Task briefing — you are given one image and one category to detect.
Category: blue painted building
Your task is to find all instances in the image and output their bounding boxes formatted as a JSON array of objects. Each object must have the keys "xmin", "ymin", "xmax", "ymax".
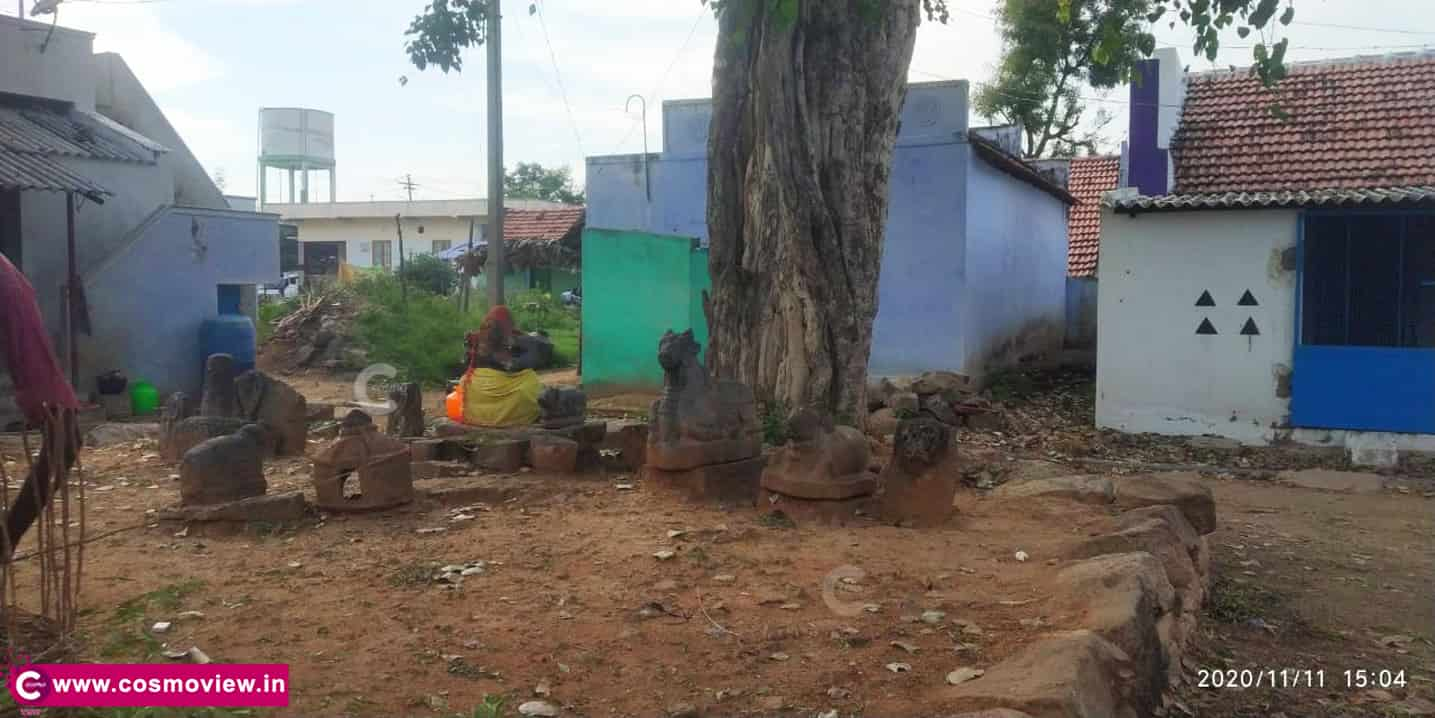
[{"xmin": 584, "ymin": 80, "xmax": 1074, "ymax": 384}]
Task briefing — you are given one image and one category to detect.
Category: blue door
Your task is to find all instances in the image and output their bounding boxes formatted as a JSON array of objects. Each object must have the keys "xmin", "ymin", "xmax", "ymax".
[{"xmin": 1292, "ymin": 212, "xmax": 1435, "ymax": 434}]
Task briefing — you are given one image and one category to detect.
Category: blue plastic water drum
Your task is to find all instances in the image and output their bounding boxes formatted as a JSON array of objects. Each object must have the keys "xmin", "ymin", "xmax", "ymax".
[{"xmin": 201, "ymin": 314, "xmax": 257, "ymax": 375}]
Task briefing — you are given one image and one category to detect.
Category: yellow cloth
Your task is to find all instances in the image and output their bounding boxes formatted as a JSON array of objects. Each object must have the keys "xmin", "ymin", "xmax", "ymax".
[
  {"xmin": 462, "ymin": 368, "xmax": 542, "ymax": 428},
  {"xmin": 337, "ymin": 262, "xmax": 360, "ymax": 284}
]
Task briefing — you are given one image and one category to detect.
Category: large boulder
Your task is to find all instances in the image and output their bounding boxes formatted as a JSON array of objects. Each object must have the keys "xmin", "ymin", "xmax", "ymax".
[
  {"xmin": 1068, "ymin": 505, "xmax": 1205, "ymax": 612},
  {"xmin": 944, "ymin": 630, "xmax": 1136, "ymax": 718},
  {"xmin": 911, "ymin": 370, "xmax": 971, "ymax": 395},
  {"xmin": 1112, "ymin": 473, "xmax": 1216, "ymax": 534}
]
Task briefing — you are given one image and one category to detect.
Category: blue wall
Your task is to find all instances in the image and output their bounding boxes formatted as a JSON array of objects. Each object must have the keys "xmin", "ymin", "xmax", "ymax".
[
  {"xmin": 1065, "ymin": 277, "xmax": 1099, "ymax": 348},
  {"xmin": 586, "ymin": 81, "xmax": 981, "ymax": 377},
  {"xmin": 81, "ymin": 206, "xmax": 279, "ymax": 398},
  {"xmin": 962, "ymin": 156, "xmax": 1070, "ymax": 371}
]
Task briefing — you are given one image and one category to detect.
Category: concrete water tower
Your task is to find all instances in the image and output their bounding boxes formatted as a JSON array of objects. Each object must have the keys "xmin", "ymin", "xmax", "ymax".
[{"xmin": 257, "ymin": 107, "xmax": 335, "ymax": 207}]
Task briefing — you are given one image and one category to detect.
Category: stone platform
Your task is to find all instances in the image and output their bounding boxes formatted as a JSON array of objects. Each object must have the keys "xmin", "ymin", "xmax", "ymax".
[{"xmin": 646, "ymin": 455, "xmax": 765, "ymax": 507}]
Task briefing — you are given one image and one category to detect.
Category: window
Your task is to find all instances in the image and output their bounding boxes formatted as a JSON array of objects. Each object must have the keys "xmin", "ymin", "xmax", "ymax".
[
  {"xmin": 372, "ymin": 240, "xmax": 393, "ymax": 269},
  {"xmin": 431, "ymin": 239, "xmax": 452, "ymax": 254},
  {"xmin": 1302, "ymin": 213, "xmax": 1435, "ymax": 349}
]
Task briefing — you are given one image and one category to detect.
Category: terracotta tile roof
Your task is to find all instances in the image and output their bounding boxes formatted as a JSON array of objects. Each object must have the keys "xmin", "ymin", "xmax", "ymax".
[
  {"xmin": 1066, "ymin": 155, "xmax": 1120, "ymax": 278},
  {"xmin": 1172, "ymin": 53, "xmax": 1435, "ymax": 194},
  {"xmin": 1109, "ymin": 185, "xmax": 1435, "ymax": 212},
  {"xmin": 503, "ymin": 206, "xmax": 584, "ymax": 243}
]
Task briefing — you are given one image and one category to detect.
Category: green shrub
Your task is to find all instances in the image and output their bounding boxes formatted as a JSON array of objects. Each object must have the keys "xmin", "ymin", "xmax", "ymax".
[
  {"xmin": 256, "ymin": 296, "xmax": 299, "ymax": 343},
  {"xmin": 400, "ymin": 253, "xmax": 460, "ymax": 295}
]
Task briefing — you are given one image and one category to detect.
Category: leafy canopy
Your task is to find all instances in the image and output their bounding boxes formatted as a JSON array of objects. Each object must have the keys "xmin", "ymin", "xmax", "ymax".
[
  {"xmin": 407, "ymin": 0, "xmax": 1292, "ymax": 90},
  {"xmin": 976, "ymin": 0, "xmax": 1154, "ymax": 157},
  {"xmin": 505, "ymin": 162, "xmax": 584, "ymax": 205}
]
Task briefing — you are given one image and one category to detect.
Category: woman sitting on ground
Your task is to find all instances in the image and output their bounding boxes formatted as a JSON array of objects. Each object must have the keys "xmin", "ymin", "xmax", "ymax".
[{"xmin": 460, "ymin": 306, "xmax": 544, "ymax": 427}]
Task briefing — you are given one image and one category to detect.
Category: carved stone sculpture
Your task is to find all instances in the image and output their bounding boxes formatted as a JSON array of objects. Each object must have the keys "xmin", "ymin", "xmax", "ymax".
[
  {"xmin": 312, "ymin": 410, "xmax": 413, "ymax": 512},
  {"xmin": 234, "ymin": 370, "xmax": 308, "ymax": 457},
  {"xmin": 163, "ymin": 415, "xmax": 247, "ymax": 462},
  {"xmin": 761, "ymin": 409, "xmax": 874, "ymax": 500},
  {"xmin": 199, "ymin": 353, "xmax": 239, "ymax": 418},
  {"xmin": 879, "ymin": 417, "xmax": 959, "ymax": 527},
  {"xmin": 386, "ymin": 382, "xmax": 425, "ymax": 438},
  {"xmin": 646, "ymin": 330, "xmax": 760, "ymax": 471},
  {"xmin": 537, "ymin": 386, "xmax": 587, "ymax": 429},
  {"xmin": 179, "ymin": 424, "xmax": 268, "ymax": 506}
]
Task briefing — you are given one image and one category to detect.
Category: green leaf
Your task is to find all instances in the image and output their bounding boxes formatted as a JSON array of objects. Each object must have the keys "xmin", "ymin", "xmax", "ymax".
[
  {"xmin": 1236, "ymin": 26, "xmax": 1250, "ymax": 38},
  {"xmin": 529, "ymin": 3, "xmax": 537, "ymax": 15},
  {"xmin": 1249, "ymin": 0, "xmax": 1280, "ymax": 28},
  {"xmin": 773, "ymin": 0, "xmax": 799, "ymax": 28},
  {"xmin": 1057, "ymin": 0, "xmax": 1071, "ymax": 24},
  {"xmin": 1279, "ymin": 5, "xmax": 1294, "ymax": 26}
]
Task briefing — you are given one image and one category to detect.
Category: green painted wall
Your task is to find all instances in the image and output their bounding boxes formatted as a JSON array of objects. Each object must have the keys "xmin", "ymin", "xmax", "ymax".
[{"xmin": 581, "ymin": 228, "xmax": 710, "ymax": 396}]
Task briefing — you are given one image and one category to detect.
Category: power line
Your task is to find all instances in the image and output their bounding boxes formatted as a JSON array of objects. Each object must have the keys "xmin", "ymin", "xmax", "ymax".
[
  {"xmin": 1293, "ymin": 20, "xmax": 1435, "ymax": 36},
  {"xmin": 609, "ymin": 3, "xmax": 708, "ymax": 155},
  {"xmin": 531, "ymin": 0, "xmax": 586, "ymax": 159}
]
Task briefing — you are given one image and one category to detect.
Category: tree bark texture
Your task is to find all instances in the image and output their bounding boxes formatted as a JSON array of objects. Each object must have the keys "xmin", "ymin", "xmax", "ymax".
[{"xmin": 706, "ymin": 0, "xmax": 919, "ymax": 422}]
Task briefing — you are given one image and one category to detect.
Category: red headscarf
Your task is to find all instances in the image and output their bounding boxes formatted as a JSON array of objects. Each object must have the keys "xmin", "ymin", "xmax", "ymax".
[
  {"xmin": 466, "ymin": 305, "xmax": 516, "ymax": 368},
  {"xmin": 0, "ymin": 253, "xmax": 79, "ymax": 423}
]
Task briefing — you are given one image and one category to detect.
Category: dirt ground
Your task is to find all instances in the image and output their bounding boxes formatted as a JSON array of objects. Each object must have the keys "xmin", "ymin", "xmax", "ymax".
[{"xmin": 1, "ymin": 366, "xmax": 1432, "ymax": 717}]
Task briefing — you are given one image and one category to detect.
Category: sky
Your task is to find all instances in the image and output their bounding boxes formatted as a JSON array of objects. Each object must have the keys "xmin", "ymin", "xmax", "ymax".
[{"xmin": 4, "ymin": 0, "xmax": 1433, "ymax": 203}]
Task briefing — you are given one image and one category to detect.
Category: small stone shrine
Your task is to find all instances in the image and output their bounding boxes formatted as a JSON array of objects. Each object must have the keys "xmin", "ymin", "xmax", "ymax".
[
  {"xmin": 759, "ymin": 408, "xmax": 876, "ymax": 525},
  {"xmin": 313, "ymin": 410, "xmax": 414, "ymax": 512},
  {"xmin": 537, "ymin": 386, "xmax": 587, "ymax": 429},
  {"xmin": 644, "ymin": 330, "xmax": 764, "ymax": 504},
  {"xmin": 879, "ymin": 417, "xmax": 959, "ymax": 527}
]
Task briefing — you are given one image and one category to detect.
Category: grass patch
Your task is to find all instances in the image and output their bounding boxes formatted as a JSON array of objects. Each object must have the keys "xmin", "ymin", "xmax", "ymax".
[
  {"xmin": 471, "ymin": 695, "xmax": 507, "ymax": 718},
  {"xmin": 388, "ymin": 560, "xmax": 437, "ymax": 588},
  {"xmin": 759, "ymin": 399, "xmax": 791, "ymax": 446},
  {"xmin": 351, "ymin": 274, "xmax": 578, "ymax": 386},
  {"xmin": 1207, "ymin": 574, "xmax": 1283, "ymax": 624},
  {"xmin": 256, "ymin": 296, "xmax": 300, "ymax": 344},
  {"xmin": 102, "ymin": 579, "xmax": 206, "ymax": 659},
  {"xmin": 758, "ymin": 511, "xmax": 796, "ymax": 530}
]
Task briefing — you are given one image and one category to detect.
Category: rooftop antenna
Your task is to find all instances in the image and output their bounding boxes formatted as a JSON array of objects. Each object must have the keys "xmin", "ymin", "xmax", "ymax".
[
  {"xmin": 31, "ymin": 0, "xmax": 60, "ymax": 16},
  {"xmin": 626, "ymin": 94, "xmax": 650, "ymax": 201}
]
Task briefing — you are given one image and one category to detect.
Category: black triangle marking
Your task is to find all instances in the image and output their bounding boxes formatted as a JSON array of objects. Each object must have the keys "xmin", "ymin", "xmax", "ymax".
[
  {"xmin": 1240, "ymin": 317, "xmax": 1260, "ymax": 336},
  {"xmin": 1196, "ymin": 318, "xmax": 1218, "ymax": 335},
  {"xmin": 1195, "ymin": 290, "xmax": 1216, "ymax": 307},
  {"xmin": 1238, "ymin": 290, "xmax": 1259, "ymax": 306}
]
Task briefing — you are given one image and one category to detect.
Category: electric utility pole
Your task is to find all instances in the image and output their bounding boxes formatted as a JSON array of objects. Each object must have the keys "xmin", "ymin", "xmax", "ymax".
[
  {"xmin": 485, "ymin": 0, "xmax": 505, "ymax": 308},
  {"xmin": 398, "ymin": 174, "xmax": 418, "ymax": 202}
]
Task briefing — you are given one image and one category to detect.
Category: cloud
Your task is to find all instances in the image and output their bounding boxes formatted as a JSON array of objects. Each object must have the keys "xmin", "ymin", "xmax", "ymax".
[{"xmin": 56, "ymin": 3, "xmax": 222, "ymax": 92}]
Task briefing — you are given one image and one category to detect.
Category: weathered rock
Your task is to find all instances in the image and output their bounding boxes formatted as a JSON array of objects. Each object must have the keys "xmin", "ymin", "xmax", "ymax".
[
  {"xmin": 163, "ymin": 416, "xmax": 247, "ymax": 462},
  {"xmin": 530, "ymin": 435, "xmax": 580, "ymax": 473},
  {"xmin": 472, "ymin": 439, "xmax": 528, "ymax": 473},
  {"xmin": 386, "ymin": 382, "xmax": 425, "ymax": 438},
  {"xmin": 965, "ymin": 410, "xmax": 1006, "ymax": 432},
  {"xmin": 603, "ymin": 419, "xmax": 649, "ymax": 470},
  {"xmin": 408, "ymin": 439, "xmax": 444, "ymax": 462},
  {"xmin": 1278, "ymin": 469, "xmax": 1386, "ymax": 495},
  {"xmin": 410, "ymin": 461, "xmax": 472, "ymax": 480},
  {"xmin": 312, "ymin": 410, "xmax": 413, "ymax": 512},
  {"xmin": 919, "ymin": 393, "xmax": 961, "ymax": 426},
  {"xmin": 1113, "ymin": 473, "xmax": 1217, "ymax": 534},
  {"xmin": 85, "ymin": 422, "xmax": 160, "ymax": 448},
  {"xmin": 761, "ymin": 409, "xmax": 874, "ymax": 500},
  {"xmin": 180, "ymin": 425, "xmax": 268, "ymax": 506},
  {"xmin": 161, "ymin": 492, "xmax": 307, "ymax": 523},
  {"xmin": 199, "ymin": 353, "xmax": 240, "ymax": 418},
  {"xmin": 945, "ymin": 630, "xmax": 1134, "ymax": 717},
  {"xmin": 538, "ymin": 386, "xmax": 587, "ymax": 429},
  {"xmin": 911, "ymin": 370, "xmax": 971, "ymax": 396},
  {"xmin": 866, "ymin": 377, "xmax": 897, "ymax": 411},
  {"xmin": 647, "ymin": 455, "xmax": 765, "ymax": 507},
  {"xmin": 646, "ymin": 330, "xmax": 761, "ymax": 471},
  {"xmin": 866, "ymin": 408, "xmax": 899, "ymax": 436},
  {"xmin": 1069, "ymin": 505, "xmax": 1205, "ymax": 612},
  {"xmin": 992, "ymin": 475, "xmax": 1115, "ymax": 505},
  {"xmin": 1049, "ymin": 554, "xmax": 1175, "ymax": 712},
  {"xmin": 758, "ymin": 491, "xmax": 875, "ymax": 527},
  {"xmin": 885, "ymin": 391, "xmax": 920, "ymax": 414},
  {"xmin": 880, "ymin": 418, "xmax": 958, "ymax": 527},
  {"xmin": 305, "ymin": 402, "xmax": 339, "ymax": 422},
  {"xmin": 234, "ymin": 370, "xmax": 308, "ymax": 457},
  {"xmin": 517, "ymin": 701, "xmax": 558, "ymax": 717}
]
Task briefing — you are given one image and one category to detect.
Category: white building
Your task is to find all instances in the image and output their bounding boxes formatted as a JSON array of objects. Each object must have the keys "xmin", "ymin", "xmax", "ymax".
[
  {"xmin": 0, "ymin": 14, "xmax": 278, "ymax": 425},
  {"xmin": 1097, "ymin": 49, "xmax": 1435, "ymax": 454},
  {"xmin": 267, "ymin": 198, "xmax": 565, "ymax": 273}
]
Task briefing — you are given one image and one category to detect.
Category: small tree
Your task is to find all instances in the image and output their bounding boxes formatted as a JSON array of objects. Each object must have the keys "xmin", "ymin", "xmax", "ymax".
[
  {"xmin": 400, "ymin": 253, "xmax": 460, "ymax": 295},
  {"xmin": 506, "ymin": 162, "xmax": 584, "ymax": 205}
]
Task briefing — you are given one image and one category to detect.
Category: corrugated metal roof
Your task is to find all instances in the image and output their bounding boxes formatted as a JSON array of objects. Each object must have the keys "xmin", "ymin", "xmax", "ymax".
[
  {"xmin": 0, "ymin": 148, "xmax": 110, "ymax": 197},
  {"xmin": 0, "ymin": 106, "xmax": 158, "ymax": 164},
  {"xmin": 1107, "ymin": 186, "xmax": 1435, "ymax": 213}
]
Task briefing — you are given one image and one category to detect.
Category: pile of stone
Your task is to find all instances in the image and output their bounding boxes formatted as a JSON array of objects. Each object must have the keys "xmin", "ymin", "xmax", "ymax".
[{"xmin": 866, "ymin": 371, "xmax": 1000, "ymax": 435}]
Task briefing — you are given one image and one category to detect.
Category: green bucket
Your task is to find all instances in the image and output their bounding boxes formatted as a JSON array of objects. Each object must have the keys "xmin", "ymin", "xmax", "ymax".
[{"xmin": 130, "ymin": 380, "xmax": 159, "ymax": 417}]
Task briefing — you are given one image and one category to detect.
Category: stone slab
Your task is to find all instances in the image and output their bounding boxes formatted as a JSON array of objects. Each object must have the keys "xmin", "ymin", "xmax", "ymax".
[
  {"xmin": 408, "ymin": 439, "xmax": 444, "ymax": 462},
  {"xmin": 159, "ymin": 492, "xmax": 308, "ymax": 523},
  {"xmin": 992, "ymin": 475, "xmax": 1115, "ymax": 505},
  {"xmin": 1113, "ymin": 473, "xmax": 1217, "ymax": 535},
  {"xmin": 946, "ymin": 630, "xmax": 1132, "ymax": 717},
  {"xmin": 647, "ymin": 437, "xmax": 761, "ymax": 472},
  {"xmin": 1278, "ymin": 469, "xmax": 1387, "ymax": 495},
  {"xmin": 760, "ymin": 472, "xmax": 878, "ymax": 501},
  {"xmin": 530, "ymin": 436, "xmax": 580, "ymax": 474},
  {"xmin": 756, "ymin": 489, "xmax": 875, "ymax": 527},
  {"xmin": 412, "ymin": 461, "xmax": 473, "ymax": 481},
  {"xmin": 471, "ymin": 439, "xmax": 529, "ymax": 473},
  {"xmin": 646, "ymin": 456, "xmax": 766, "ymax": 506}
]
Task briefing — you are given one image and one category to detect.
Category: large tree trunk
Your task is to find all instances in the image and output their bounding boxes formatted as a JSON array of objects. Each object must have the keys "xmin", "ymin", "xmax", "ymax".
[{"xmin": 706, "ymin": 0, "xmax": 919, "ymax": 423}]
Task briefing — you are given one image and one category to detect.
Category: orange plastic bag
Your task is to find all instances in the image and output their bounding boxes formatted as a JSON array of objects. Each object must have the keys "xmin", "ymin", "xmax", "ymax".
[{"xmin": 445, "ymin": 383, "xmax": 465, "ymax": 422}]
